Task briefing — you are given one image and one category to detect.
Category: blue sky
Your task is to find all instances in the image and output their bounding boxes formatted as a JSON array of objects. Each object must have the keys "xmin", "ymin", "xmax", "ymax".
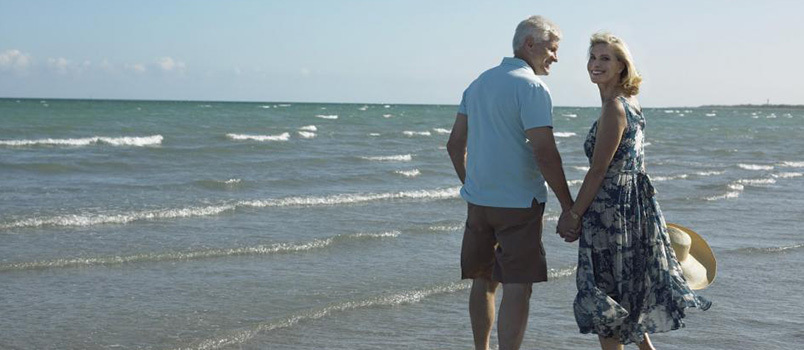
[{"xmin": 1, "ymin": 0, "xmax": 802, "ymax": 107}]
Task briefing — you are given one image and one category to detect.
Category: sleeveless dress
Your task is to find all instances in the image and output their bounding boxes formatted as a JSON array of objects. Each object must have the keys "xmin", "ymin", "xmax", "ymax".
[{"xmin": 573, "ymin": 97, "xmax": 711, "ymax": 345}]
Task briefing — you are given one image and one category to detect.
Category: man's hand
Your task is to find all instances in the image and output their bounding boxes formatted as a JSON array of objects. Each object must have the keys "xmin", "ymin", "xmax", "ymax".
[{"xmin": 557, "ymin": 210, "xmax": 581, "ymax": 242}]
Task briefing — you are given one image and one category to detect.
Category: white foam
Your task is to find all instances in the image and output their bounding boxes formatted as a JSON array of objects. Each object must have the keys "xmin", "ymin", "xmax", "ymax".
[
  {"xmin": 358, "ymin": 105, "xmax": 368, "ymax": 111},
  {"xmin": 259, "ymin": 105, "xmax": 272, "ymax": 109},
  {"xmin": 738, "ymin": 164, "xmax": 774, "ymax": 171},
  {"xmin": 0, "ymin": 231, "xmax": 401, "ymax": 271},
  {"xmin": 384, "ymin": 105, "xmax": 391, "ymax": 108},
  {"xmin": 643, "ymin": 142, "xmax": 652, "ymax": 147},
  {"xmin": 383, "ymin": 114, "xmax": 393, "ymax": 118},
  {"xmin": 277, "ymin": 104, "xmax": 291, "ymax": 107},
  {"xmin": 562, "ymin": 114, "xmax": 577, "ymax": 118},
  {"xmin": 361, "ymin": 154, "xmax": 412, "ymax": 162},
  {"xmin": 568, "ymin": 179, "xmax": 584, "ymax": 186},
  {"xmin": 573, "ymin": 166, "xmax": 590, "ymax": 171},
  {"xmin": 1, "ymin": 188, "xmax": 460, "ymax": 230},
  {"xmin": 403, "ymin": 131, "xmax": 431, "ymax": 136},
  {"xmin": 226, "ymin": 132, "xmax": 290, "ymax": 142},
  {"xmin": 368, "ymin": 133, "xmax": 381, "ymax": 137},
  {"xmin": 664, "ymin": 110, "xmax": 676, "ymax": 113},
  {"xmin": 297, "ymin": 131, "xmax": 316, "ymax": 139},
  {"xmin": 433, "ymin": 128, "xmax": 451, "ymax": 134},
  {"xmin": 315, "ymin": 114, "xmax": 338, "ymax": 120},
  {"xmin": 223, "ymin": 179, "xmax": 241, "ymax": 184},
  {"xmin": 394, "ymin": 169, "xmax": 421, "ymax": 177},
  {"xmin": 652, "ymin": 174, "xmax": 689, "ymax": 182},
  {"xmin": 695, "ymin": 171, "xmax": 724, "ymax": 176},
  {"xmin": 0, "ymin": 135, "xmax": 163, "ymax": 147},
  {"xmin": 704, "ymin": 191, "xmax": 741, "ymax": 201},
  {"xmin": 773, "ymin": 172, "xmax": 803, "ymax": 178},
  {"xmin": 299, "ymin": 125, "xmax": 317, "ymax": 131},
  {"xmin": 182, "ymin": 282, "xmax": 470, "ymax": 350},
  {"xmin": 780, "ymin": 161, "xmax": 804, "ymax": 168},
  {"xmin": 554, "ymin": 132, "xmax": 576, "ymax": 138},
  {"xmin": 705, "ymin": 113, "xmax": 716, "ymax": 117},
  {"xmin": 737, "ymin": 178, "xmax": 776, "ymax": 186},
  {"xmin": 428, "ymin": 224, "xmax": 464, "ymax": 232}
]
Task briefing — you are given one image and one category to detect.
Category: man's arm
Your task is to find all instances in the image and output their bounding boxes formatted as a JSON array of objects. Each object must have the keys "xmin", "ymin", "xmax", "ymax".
[
  {"xmin": 446, "ymin": 113, "xmax": 468, "ymax": 184},
  {"xmin": 525, "ymin": 127, "xmax": 573, "ymax": 211}
]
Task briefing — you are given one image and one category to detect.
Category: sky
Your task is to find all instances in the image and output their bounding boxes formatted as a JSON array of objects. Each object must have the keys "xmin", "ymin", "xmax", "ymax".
[{"xmin": 1, "ymin": 0, "xmax": 802, "ymax": 107}]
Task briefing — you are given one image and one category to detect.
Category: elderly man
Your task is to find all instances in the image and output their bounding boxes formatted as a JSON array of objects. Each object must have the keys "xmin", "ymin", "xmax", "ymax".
[{"xmin": 447, "ymin": 15, "xmax": 575, "ymax": 350}]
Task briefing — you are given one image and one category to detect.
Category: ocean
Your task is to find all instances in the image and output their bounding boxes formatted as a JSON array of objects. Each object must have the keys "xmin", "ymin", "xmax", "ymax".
[{"xmin": 1, "ymin": 98, "xmax": 802, "ymax": 349}]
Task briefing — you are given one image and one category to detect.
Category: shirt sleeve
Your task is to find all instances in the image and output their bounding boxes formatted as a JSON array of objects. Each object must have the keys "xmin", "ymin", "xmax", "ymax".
[
  {"xmin": 458, "ymin": 88, "xmax": 468, "ymax": 115},
  {"xmin": 519, "ymin": 82, "xmax": 553, "ymax": 130}
]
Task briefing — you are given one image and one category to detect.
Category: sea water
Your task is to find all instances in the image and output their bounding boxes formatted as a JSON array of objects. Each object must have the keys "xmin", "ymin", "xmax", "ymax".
[{"xmin": 1, "ymin": 99, "xmax": 802, "ymax": 349}]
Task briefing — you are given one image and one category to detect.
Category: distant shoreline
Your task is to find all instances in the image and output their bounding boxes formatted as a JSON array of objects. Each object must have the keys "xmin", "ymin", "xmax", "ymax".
[{"xmin": 700, "ymin": 104, "xmax": 804, "ymax": 109}]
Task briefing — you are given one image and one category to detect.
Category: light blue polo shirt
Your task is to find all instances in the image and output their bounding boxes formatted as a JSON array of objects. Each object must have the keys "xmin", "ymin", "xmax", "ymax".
[{"xmin": 458, "ymin": 57, "xmax": 553, "ymax": 208}]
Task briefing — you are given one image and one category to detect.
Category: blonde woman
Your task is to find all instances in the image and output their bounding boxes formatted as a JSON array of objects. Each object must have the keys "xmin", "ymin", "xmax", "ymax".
[{"xmin": 556, "ymin": 32, "xmax": 711, "ymax": 349}]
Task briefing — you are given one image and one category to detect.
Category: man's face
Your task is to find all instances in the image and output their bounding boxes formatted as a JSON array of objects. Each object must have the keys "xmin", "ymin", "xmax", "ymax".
[{"xmin": 530, "ymin": 38, "xmax": 559, "ymax": 75}]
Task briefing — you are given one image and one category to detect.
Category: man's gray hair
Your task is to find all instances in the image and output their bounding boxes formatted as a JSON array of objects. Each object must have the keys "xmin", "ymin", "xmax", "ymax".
[{"xmin": 512, "ymin": 15, "xmax": 562, "ymax": 51}]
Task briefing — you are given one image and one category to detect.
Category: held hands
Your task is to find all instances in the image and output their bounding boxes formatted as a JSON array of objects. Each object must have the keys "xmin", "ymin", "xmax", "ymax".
[{"xmin": 557, "ymin": 210, "xmax": 582, "ymax": 243}]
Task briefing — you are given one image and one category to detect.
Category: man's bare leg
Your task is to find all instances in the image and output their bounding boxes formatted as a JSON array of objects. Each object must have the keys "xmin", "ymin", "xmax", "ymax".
[
  {"xmin": 497, "ymin": 283, "xmax": 532, "ymax": 350},
  {"xmin": 470, "ymin": 278, "xmax": 499, "ymax": 350}
]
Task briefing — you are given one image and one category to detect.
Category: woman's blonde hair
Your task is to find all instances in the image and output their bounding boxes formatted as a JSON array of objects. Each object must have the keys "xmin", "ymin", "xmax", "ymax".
[{"xmin": 589, "ymin": 32, "xmax": 642, "ymax": 96}]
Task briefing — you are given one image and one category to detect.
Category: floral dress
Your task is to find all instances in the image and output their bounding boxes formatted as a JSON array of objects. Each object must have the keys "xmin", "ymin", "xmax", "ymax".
[{"xmin": 573, "ymin": 97, "xmax": 711, "ymax": 345}]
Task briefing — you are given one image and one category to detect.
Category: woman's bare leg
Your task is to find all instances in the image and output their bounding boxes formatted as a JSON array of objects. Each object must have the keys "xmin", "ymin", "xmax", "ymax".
[
  {"xmin": 598, "ymin": 336, "xmax": 624, "ymax": 350},
  {"xmin": 638, "ymin": 333, "xmax": 656, "ymax": 350}
]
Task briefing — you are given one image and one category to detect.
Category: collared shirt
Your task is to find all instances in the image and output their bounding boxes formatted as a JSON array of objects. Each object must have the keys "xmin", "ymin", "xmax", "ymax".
[{"xmin": 457, "ymin": 57, "xmax": 553, "ymax": 208}]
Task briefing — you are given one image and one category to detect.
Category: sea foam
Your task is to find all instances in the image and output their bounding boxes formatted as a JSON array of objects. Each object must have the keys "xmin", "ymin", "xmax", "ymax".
[
  {"xmin": 554, "ymin": 132, "xmax": 576, "ymax": 138},
  {"xmin": 738, "ymin": 164, "xmax": 774, "ymax": 171},
  {"xmin": 0, "ymin": 135, "xmax": 163, "ymax": 147},
  {"xmin": 361, "ymin": 154, "xmax": 412, "ymax": 162},
  {"xmin": 226, "ymin": 132, "xmax": 290, "ymax": 142},
  {"xmin": 0, "ymin": 231, "xmax": 401, "ymax": 271},
  {"xmin": 0, "ymin": 187, "xmax": 460, "ymax": 230}
]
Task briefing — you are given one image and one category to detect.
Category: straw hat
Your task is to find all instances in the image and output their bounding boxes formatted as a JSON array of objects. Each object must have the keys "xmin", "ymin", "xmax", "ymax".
[{"xmin": 666, "ymin": 223, "xmax": 716, "ymax": 290}]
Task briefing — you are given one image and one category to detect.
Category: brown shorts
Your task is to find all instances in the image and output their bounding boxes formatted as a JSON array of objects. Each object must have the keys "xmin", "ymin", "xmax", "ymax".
[{"xmin": 460, "ymin": 200, "xmax": 547, "ymax": 284}]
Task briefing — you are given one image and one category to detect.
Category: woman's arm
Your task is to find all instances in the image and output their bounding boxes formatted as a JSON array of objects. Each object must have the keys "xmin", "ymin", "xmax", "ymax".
[{"xmin": 557, "ymin": 100, "xmax": 627, "ymax": 236}]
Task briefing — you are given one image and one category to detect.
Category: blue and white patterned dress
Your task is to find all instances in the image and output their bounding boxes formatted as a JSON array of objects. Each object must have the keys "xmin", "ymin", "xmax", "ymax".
[{"xmin": 573, "ymin": 96, "xmax": 711, "ymax": 345}]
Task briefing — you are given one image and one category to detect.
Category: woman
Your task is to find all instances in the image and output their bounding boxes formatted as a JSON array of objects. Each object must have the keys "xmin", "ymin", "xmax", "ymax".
[{"xmin": 556, "ymin": 32, "xmax": 711, "ymax": 349}]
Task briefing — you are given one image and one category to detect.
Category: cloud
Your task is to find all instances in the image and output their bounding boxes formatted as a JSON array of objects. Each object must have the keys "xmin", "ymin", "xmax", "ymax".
[
  {"xmin": 47, "ymin": 57, "xmax": 70, "ymax": 74},
  {"xmin": 0, "ymin": 49, "xmax": 32, "ymax": 71},
  {"xmin": 156, "ymin": 57, "xmax": 186, "ymax": 72},
  {"xmin": 300, "ymin": 67, "xmax": 311, "ymax": 77},
  {"xmin": 125, "ymin": 63, "xmax": 147, "ymax": 74}
]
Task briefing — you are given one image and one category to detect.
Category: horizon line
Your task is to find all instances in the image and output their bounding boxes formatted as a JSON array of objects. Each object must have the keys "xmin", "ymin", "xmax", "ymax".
[{"xmin": 1, "ymin": 96, "xmax": 801, "ymax": 109}]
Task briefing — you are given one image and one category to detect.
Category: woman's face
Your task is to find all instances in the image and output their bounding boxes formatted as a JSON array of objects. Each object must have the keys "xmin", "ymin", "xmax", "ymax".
[{"xmin": 587, "ymin": 43, "xmax": 624, "ymax": 85}]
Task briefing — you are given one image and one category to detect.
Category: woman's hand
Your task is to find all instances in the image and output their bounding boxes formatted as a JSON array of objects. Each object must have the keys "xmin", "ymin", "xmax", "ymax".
[{"xmin": 557, "ymin": 210, "xmax": 581, "ymax": 242}]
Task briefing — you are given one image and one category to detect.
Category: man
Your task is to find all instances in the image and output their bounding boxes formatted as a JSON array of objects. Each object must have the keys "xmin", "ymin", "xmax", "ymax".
[{"xmin": 446, "ymin": 15, "xmax": 575, "ymax": 350}]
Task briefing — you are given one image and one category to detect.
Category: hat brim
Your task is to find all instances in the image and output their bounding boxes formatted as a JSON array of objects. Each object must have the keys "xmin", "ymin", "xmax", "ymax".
[{"xmin": 667, "ymin": 223, "xmax": 717, "ymax": 289}]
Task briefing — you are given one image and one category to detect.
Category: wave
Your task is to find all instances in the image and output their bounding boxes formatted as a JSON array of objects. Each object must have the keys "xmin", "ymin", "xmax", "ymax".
[
  {"xmin": 175, "ymin": 265, "xmax": 576, "ymax": 350},
  {"xmin": 315, "ymin": 114, "xmax": 338, "ymax": 120},
  {"xmin": 573, "ymin": 166, "xmax": 590, "ymax": 171},
  {"xmin": 297, "ymin": 131, "xmax": 316, "ymax": 139},
  {"xmin": 383, "ymin": 114, "xmax": 393, "ymax": 118},
  {"xmin": 299, "ymin": 125, "xmax": 317, "ymax": 131},
  {"xmin": 695, "ymin": 171, "xmax": 724, "ymax": 176},
  {"xmin": 736, "ymin": 178, "xmax": 776, "ymax": 186},
  {"xmin": 774, "ymin": 172, "xmax": 803, "ymax": 179},
  {"xmin": 738, "ymin": 164, "xmax": 774, "ymax": 171},
  {"xmin": 0, "ymin": 187, "xmax": 460, "ymax": 230},
  {"xmin": 403, "ymin": 131, "xmax": 431, "ymax": 136},
  {"xmin": 394, "ymin": 169, "xmax": 420, "ymax": 177},
  {"xmin": 0, "ymin": 231, "xmax": 400, "ymax": 272},
  {"xmin": 730, "ymin": 243, "xmax": 804, "ymax": 255},
  {"xmin": 368, "ymin": 133, "xmax": 381, "ymax": 137},
  {"xmin": 194, "ymin": 178, "xmax": 243, "ymax": 190},
  {"xmin": 704, "ymin": 183, "xmax": 745, "ymax": 201},
  {"xmin": 360, "ymin": 154, "xmax": 412, "ymax": 162},
  {"xmin": 0, "ymin": 135, "xmax": 163, "ymax": 147},
  {"xmin": 568, "ymin": 179, "xmax": 584, "ymax": 186},
  {"xmin": 652, "ymin": 174, "xmax": 689, "ymax": 182},
  {"xmin": 226, "ymin": 133, "xmax": 290, "ymax": 142},
  {"xmin": 554, "ymin": 132, "xmax": 576, "ymax": 138},
  {"xmin": 779, "ymin": 161, "xmax": 804, "ymax": 168},
  {"xmin": 433, "ymin": 128, "xmax": 451, "ymax": 134},
  {"xmin": 428, "ymin": 224, "xmax": 463, "ymax": 232},
  {"xmin": 562, "ymin": 114, "xmax": 577, "ymax": 118}
]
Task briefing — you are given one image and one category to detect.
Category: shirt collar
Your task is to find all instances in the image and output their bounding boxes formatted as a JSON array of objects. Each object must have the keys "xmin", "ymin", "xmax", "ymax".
[{"xmin": 501, "ymin": 57, "xmax": 533, "ymax": 72}]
